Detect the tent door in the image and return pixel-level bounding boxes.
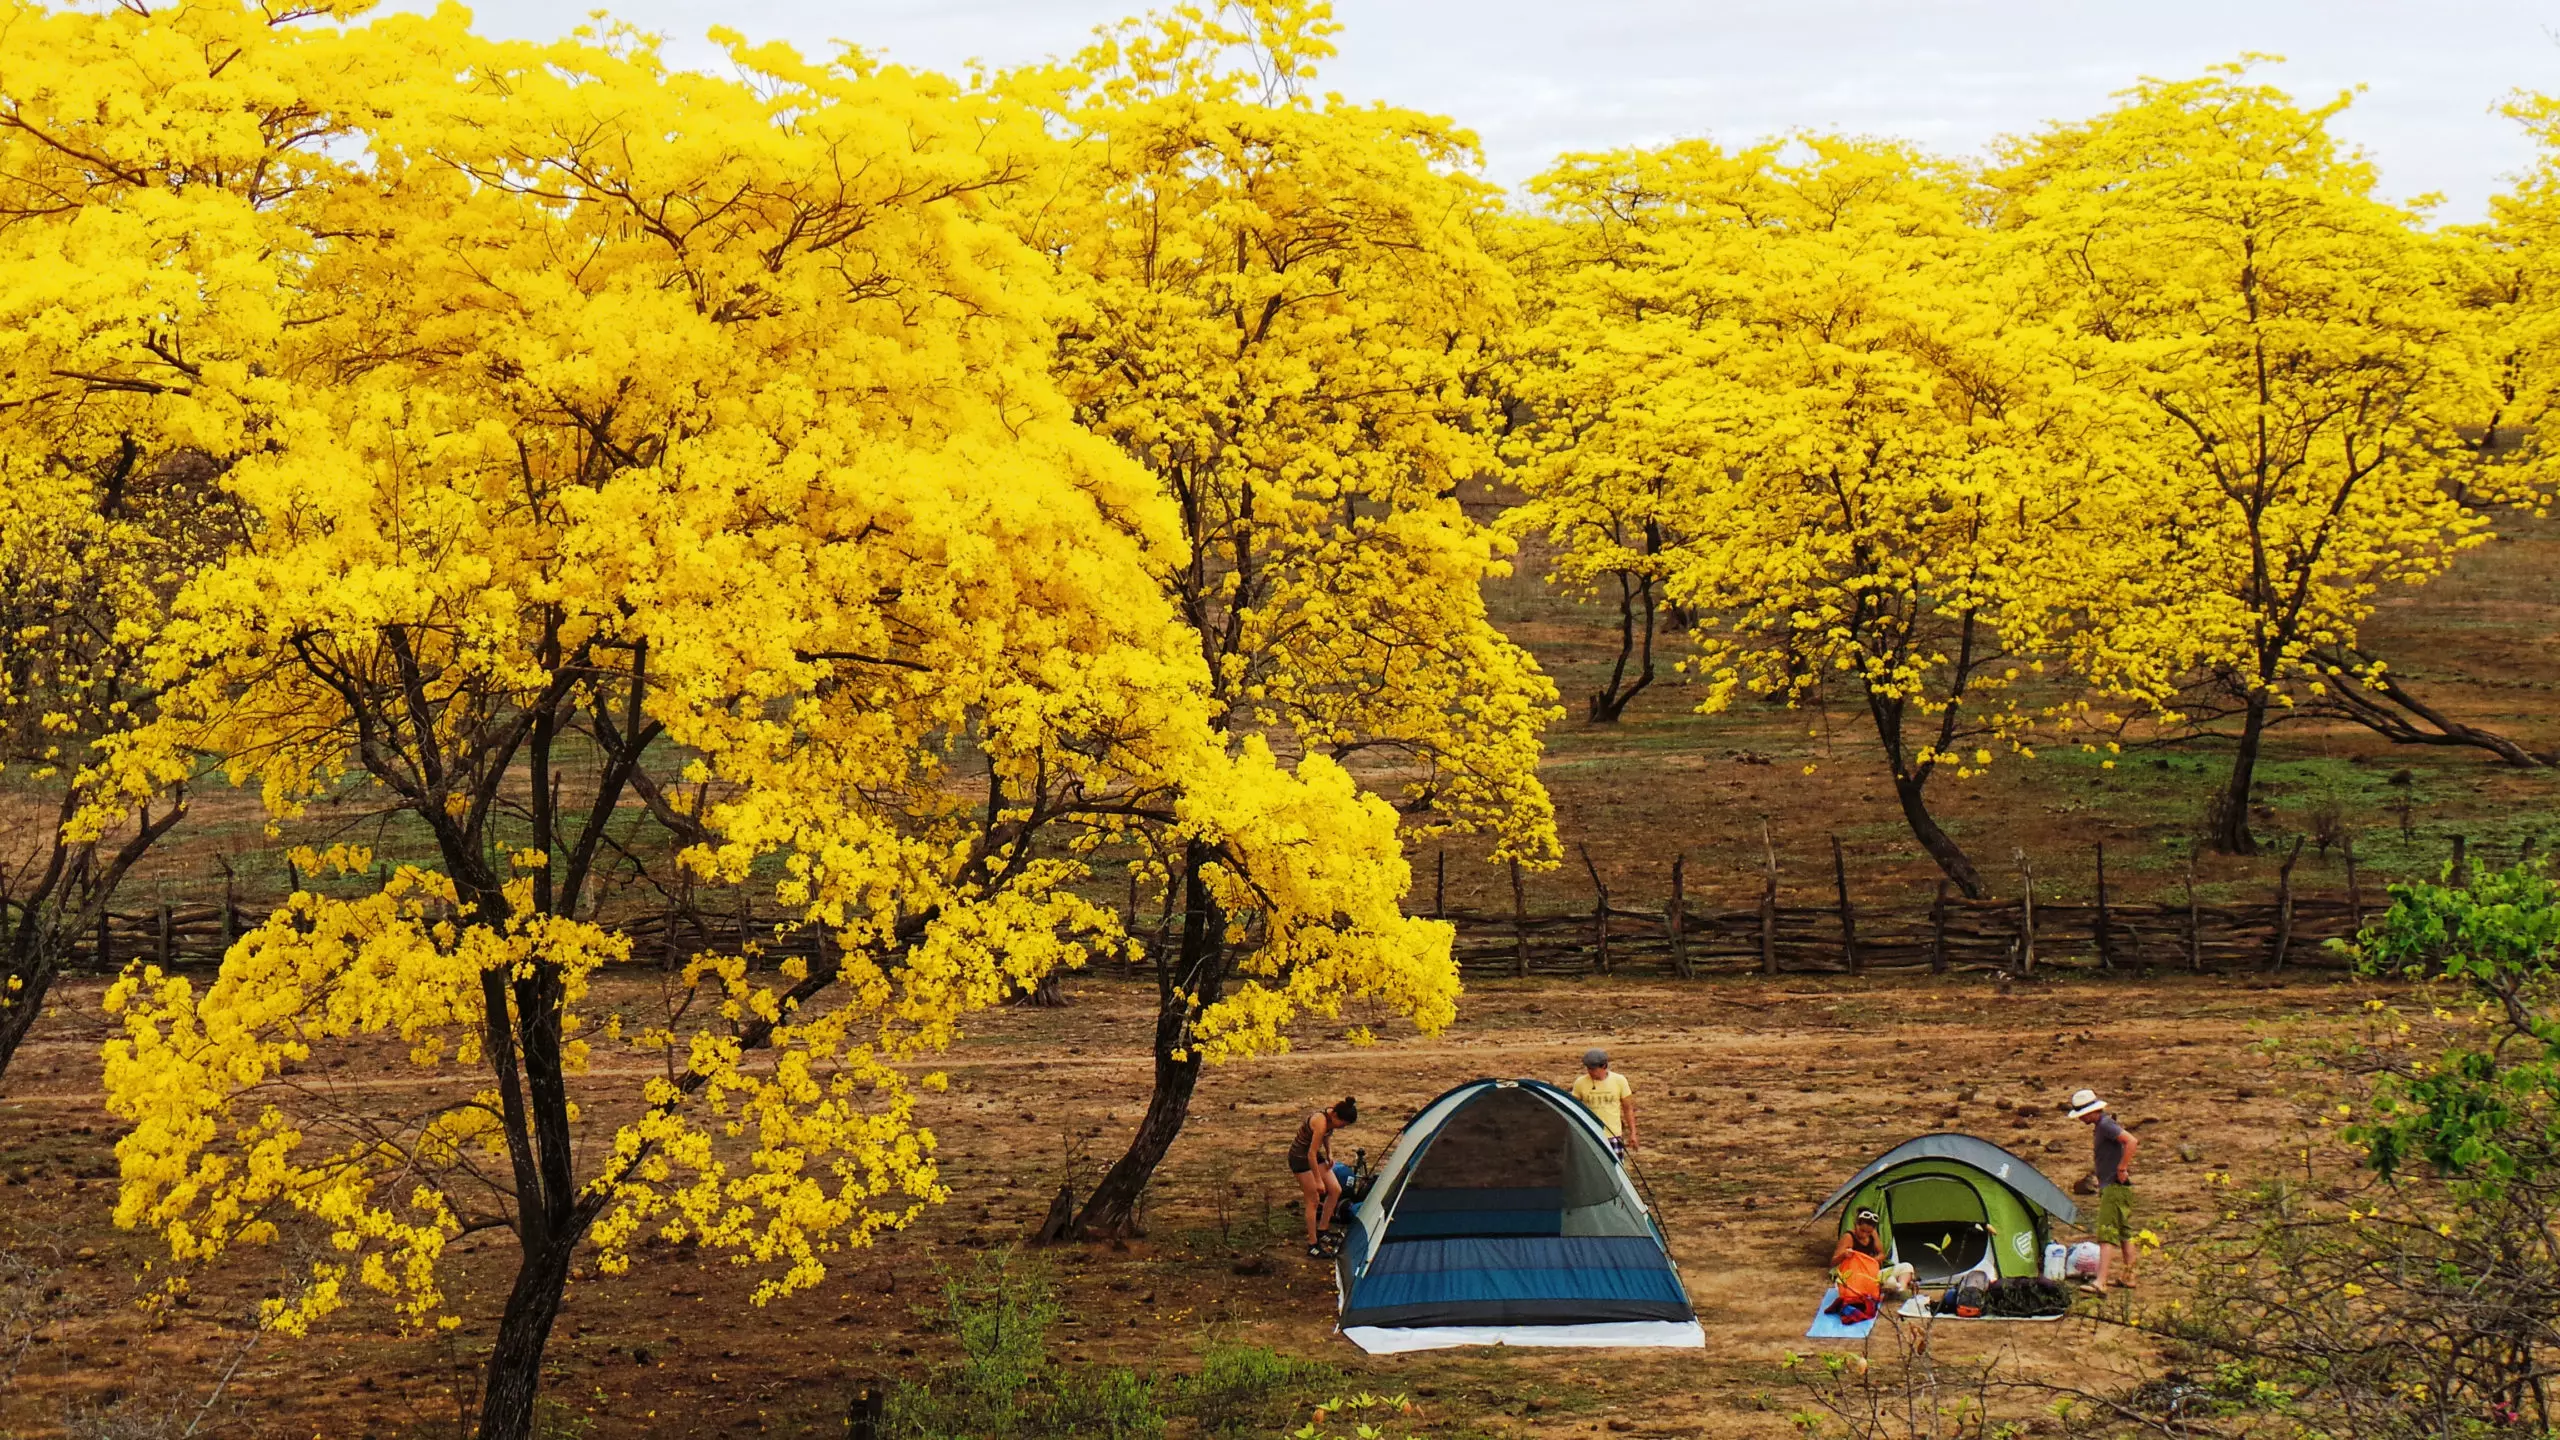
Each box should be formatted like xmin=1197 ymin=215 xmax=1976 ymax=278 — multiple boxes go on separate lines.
xmin=1882 ymin=1176 xmax=1990 ymax=1284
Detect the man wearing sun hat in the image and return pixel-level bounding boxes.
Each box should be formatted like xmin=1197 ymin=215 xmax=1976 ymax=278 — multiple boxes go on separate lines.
xmin=2069 ymin=1088 xmax=2139 ymax=1292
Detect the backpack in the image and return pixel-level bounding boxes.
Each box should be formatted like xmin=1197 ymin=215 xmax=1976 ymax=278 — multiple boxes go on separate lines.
xmin=1946 ymin=1281 xmax=1988 ymax=1318
xmin=1985 ymin=1276 xmax=2071 ymax=1319
xmin=1835 ymin=1249 xmax=1882 ymax=1306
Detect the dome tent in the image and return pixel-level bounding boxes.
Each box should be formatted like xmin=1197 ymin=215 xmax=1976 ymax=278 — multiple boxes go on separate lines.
xmin=1813 ymin=1134 xmax=2079 ymax=1285
xmin=1334 ymin=1079 xmax=1703 ymax=1355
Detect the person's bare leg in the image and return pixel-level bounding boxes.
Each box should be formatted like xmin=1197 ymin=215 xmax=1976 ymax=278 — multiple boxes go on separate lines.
xmin=1300 ymin=1171 xmax=1325 ymax=1248
xmin=2118 ymin=1239 xmax=2139 ymax=1288
xmin=1316 ymin=1168 xmax=1344 ymax=1232
xmin=2091 ymin=1241 xmax=2111 ymax=1294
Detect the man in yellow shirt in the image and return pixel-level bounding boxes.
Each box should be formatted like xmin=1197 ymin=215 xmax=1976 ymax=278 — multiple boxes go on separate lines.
xmin=1570 ymin=1047 xmax=1637 ymax=1156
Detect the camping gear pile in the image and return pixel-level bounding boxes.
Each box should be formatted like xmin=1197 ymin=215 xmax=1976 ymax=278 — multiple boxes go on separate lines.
xmin=1811 ymin=1134 xmax=2080 ymax=1328
xmin=1310 ymin=1150 xmax=1376 ymax=1258
xmin=1332 ymin=1079 xmax=1703 ymax=1354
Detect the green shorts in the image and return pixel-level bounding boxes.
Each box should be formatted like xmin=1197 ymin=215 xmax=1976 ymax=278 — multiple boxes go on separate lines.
xmin=2095 ymin=1183 xmax=2135 ymax=1244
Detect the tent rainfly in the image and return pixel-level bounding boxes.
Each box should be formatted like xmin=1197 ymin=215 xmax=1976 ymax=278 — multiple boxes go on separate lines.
xmin=1333 ymin=1079 xmax=1703 ymax=1355
xmin=1812 ymin=1134 xmax=2080 ymax=1284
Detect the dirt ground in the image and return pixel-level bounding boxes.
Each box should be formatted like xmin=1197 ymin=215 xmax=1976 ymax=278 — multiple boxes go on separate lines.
xmin=0 ymin=969 xmax=2349 ymax=1439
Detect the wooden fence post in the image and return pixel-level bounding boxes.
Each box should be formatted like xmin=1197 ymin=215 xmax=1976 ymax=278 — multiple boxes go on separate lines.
xmin=1434 ymin=848 xmax=1446 ymax=921
xmin=1929 ymin=881 xmax=1949 ymax=975
xmin=2344 ymin=833 xmax=2364 ymax=934
xmin=156 ymin=903 xmax=173 ymax=967
xmin=2014 ymin=852 xmax=2036 ymax=978
xmin=2452 ymin=833 xmax=2471 ymax=890
xmin=1509 ymin=859 xmax=1529 ymax=980
xmin=1759 ymin=820 xmax=1780 ymax=977
xmin=1579 ymin=845 xmax=1612 ymax=976
xmin=219 ymin=857 xmax=238 ymax=952
xmin=1830 ymin=835 xmax=1859 ymax=976
xmin=2268 ymin=836 xmax=2306 ymax=972
xmin=2185 ymin=850 xmax=2204 ymax=974
xmin=1666 ymin=855 xmax=1691 ymax=981
xmin=2093 ymin=843 xmax=2113 ymax=973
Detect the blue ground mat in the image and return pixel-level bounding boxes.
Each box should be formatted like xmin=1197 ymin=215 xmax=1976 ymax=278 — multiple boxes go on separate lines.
xmin=1804 ymin=1287 xmax=1875 ymax=1340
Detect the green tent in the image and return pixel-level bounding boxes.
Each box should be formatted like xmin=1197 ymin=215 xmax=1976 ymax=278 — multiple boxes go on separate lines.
xmin=1812 ymin=1134 xmax=2078 ymax=1284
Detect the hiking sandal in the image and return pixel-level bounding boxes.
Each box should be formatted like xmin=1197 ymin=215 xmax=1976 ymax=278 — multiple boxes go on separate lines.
xmin=1306 ymin=1243 xmax=1327 ymax=1259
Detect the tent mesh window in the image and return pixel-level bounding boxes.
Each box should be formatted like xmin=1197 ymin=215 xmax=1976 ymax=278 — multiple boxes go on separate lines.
xmin=1378 ymin=1088 xmax=1648 ymax=1240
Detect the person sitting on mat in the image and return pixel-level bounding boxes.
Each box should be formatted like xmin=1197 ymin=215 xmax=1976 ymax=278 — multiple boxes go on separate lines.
xmin=1289 ymin=1096 xmax=1358 ymax=1258
xmin=1833 ymin=1207 xmax=1885 ymax=1272
xmin=1828 ymin=1209 xmax=1886 ymax=1323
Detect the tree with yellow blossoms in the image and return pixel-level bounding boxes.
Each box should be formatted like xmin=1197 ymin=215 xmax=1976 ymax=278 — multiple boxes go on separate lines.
xmin=1003 ymin=0 xmax=1556 ymax=1233
xmin=1493 ymin=203 xmax=1693 ymax=725
xmin=1998 ymin=66 xmax=2531 ymax=852
xmin=82 ymin=8 xmax=1452 ymax=1438
xmin=0 ymin=0 xmax=370 ymax=1079
xmin=1514 ymin=137 xmax=2123 ymax=895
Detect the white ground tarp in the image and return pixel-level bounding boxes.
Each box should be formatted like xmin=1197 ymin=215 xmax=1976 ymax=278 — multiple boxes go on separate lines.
xmin=1341 ymin=1320 xmax=1707 ymax=1355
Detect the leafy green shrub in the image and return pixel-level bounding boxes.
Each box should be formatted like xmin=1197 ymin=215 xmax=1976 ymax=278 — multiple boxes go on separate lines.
xmin=884 ymin=1252 xmax=1166 ymax=1440
xmin=1181 ymin=1342 xmax=1338 ymax=1433
xmin=1046 ymin=1365 xmax=1166 ymax=1440
xmin=2140 ymin=865 xmax=2560 ymax=1437
xmin=883 ymin=1257 xmax=1346 ymax=1440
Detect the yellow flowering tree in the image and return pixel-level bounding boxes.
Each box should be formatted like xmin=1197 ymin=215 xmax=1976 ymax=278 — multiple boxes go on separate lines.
xmin=89 ymin=11 xmax=1444 ymax=1439
xmin=0 ymin=0 xmax=374 ymax=1079
xmin=1998 ymin=67 xmax=2519 ymax=851
xmin=1514 ymin=138 xmax=2120 ymax=896
xmin=1494 ymin=199 xmax=1696 ymax=725
xmin=1005 ymin=0 xmax=1553 ymax=1233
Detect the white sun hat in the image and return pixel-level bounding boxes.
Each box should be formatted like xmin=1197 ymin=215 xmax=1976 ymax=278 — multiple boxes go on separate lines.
xmin=2067 ymin=1089 xmax=2107 ymax=1118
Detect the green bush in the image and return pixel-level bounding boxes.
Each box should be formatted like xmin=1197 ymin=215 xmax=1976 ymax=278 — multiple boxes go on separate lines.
xmin=1046 ymin=1365 xmax=1167 ymax=1440
xmin=884 ymin=1252 xmax=1168 ymax=1440
xmin=2138 ymin=864 xmax=2560 ymax=1438
xmin=882 ymin=1256 xmax=1349 ymax=1440
xmin=1181 ymin=1342 xmax=1338 ymax=1434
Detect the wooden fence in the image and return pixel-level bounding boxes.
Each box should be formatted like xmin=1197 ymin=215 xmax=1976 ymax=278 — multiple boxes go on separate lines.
xmin=1436 ymin=894 xmax=2365 ymax=977
xmin=20 ymin=898 xmax=856 ymax=974
xmin=22 ymin=833 xmax=2389 ymax=981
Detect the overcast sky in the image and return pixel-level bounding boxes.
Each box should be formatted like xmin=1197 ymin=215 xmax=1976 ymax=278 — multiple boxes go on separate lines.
xmin=405 ymin=0 xmax=2560 ymax=221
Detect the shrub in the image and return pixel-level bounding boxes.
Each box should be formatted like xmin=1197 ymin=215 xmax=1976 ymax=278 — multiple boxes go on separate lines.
xmin=2135 ymin=865 xmax=2560 ymax=1437
xmin=1182 ymin=1342 xmax=1339 ymax=1433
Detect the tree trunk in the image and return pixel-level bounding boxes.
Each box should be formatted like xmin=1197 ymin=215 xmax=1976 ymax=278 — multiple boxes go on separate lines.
xmin=1865 ymin=688 xmax=1983 ymax=899
xmin=1586 ymin=569 xmax=1656 ymax=724
xmin=2213 ymin=692 xmax=2270 ymax=855
xmin=1075 ymin=846 xmax=1225 ymax=1238
xmin=1887 ymin=769 xmax=1983 ymax=899
xmin=476 ymin=1229 xmax=580 ymax=1440
xmin=0 ymin=949 xmax=55 ymax=1084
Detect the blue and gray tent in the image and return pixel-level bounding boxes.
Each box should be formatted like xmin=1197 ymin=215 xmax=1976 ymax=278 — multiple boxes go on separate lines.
xmin=1333 ymin=1078 xmax=1703 ymax=1354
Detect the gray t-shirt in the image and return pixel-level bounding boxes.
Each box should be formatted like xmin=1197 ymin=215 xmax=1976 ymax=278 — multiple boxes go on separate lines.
xmin=2093 ymin=1114 xmax=2129 ymax=1185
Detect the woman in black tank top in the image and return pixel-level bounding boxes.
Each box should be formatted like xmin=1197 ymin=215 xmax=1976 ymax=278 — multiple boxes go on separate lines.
xmin=1291 ymin=1097 xmax=1358 ymax=1257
